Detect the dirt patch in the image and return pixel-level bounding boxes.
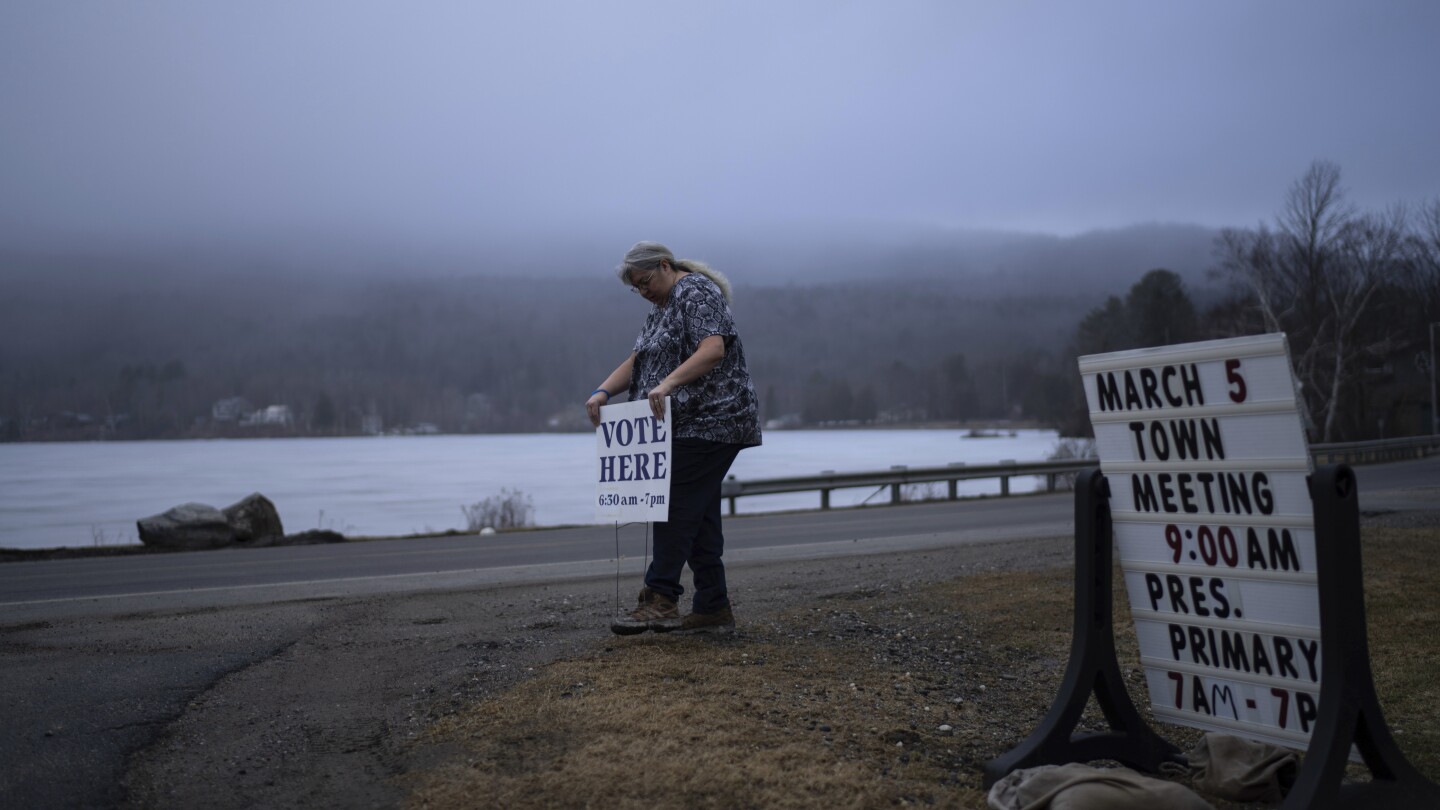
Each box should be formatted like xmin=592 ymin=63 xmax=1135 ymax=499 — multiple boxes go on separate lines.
xmin=407 ymin=525 xmax=1440 ymax=809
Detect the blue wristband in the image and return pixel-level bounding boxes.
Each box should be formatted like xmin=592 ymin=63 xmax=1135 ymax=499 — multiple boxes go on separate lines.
xmin=591 ymin=388 xmax=611 ymax=399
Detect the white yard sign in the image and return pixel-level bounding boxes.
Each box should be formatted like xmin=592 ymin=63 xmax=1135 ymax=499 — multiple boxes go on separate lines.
xmin=1079 ymin=333 xmax=1319 ymax=750
xmin=595 ymin=398 xmax=672 ymax=523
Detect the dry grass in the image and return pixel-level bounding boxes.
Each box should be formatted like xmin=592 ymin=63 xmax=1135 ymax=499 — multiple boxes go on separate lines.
xmin=406 ymin=526 xmax=1439 ymax=809
xmin=412 ymin=641 xmax=960 ymax=809
xmin=1362 ymin=528 xmax=1440 ymax=769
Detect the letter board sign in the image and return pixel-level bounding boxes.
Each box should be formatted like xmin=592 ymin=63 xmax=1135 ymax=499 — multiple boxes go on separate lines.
xmin=1079 ymin=333 xmax=1319 ymax=749
xmin=595 ymin=398 xmax=672 ymax=523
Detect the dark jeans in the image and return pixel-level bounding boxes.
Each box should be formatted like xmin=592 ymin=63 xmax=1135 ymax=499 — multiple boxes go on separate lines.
xmin=645 ymin=438 xmax=744 ymax=615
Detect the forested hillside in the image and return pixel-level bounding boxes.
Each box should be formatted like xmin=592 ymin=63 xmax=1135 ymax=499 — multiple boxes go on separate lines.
xmin=0 ymin=265 xmax=1106 ymax=439
xmin=5 ymin=192 xmax=1432 ymax=445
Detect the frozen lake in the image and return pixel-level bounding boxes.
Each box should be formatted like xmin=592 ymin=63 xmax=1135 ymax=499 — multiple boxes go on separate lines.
xmin=0 ymin=428 xmax=1063 ymax=549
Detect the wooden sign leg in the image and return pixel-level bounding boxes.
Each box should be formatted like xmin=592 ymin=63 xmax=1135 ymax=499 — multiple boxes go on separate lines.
xmin=983 ymin=468 xmax=1182 ymax=788
xmin=1280 ymin=465 xmax=1440 ymax=809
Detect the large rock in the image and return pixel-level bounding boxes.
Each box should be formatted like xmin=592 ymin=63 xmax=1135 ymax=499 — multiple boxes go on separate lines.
xmin=137 ymin=503 xmax=238 ymax=550
xmin=223 ymin=493 xmax=284 ymax=545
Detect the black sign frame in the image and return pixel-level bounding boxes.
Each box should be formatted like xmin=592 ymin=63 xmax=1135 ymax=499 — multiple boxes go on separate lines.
xmin=983 ymin=465 xmax=1440 ymax=808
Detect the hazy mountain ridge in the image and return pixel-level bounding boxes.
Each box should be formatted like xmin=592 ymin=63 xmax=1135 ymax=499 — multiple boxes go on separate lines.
xmin=0 ymin=223 xmax=1225 ymax=439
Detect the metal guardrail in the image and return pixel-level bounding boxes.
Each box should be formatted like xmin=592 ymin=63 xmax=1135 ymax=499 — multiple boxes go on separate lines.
xmin=1309 ymin=434 xmax=1440 ymax=465
xmin=720 ymin=458 xmax=1093 ymax=515
xmin=720 ymin=434 xmax=1440 ymax=515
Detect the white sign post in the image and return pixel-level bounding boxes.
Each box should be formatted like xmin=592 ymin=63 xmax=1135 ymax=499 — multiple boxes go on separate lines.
xmin=595 ymin=398 xmax=672 ymax=523
xmin=1079 ymin=333 xmax=1320 ymax=749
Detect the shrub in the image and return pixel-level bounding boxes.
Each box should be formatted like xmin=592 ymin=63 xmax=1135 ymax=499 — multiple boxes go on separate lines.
xmin=901 ymin=482 xmax=944 ymax=502
xmin=461 ymin=488 xmax=535 ymax=532
xmin=1047 ymin=438 xmax=1098 ymax=490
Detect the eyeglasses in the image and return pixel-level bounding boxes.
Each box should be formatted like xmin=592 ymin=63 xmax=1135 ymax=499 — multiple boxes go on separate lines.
xmin=628 ymin=270 xmax=658 ymax=293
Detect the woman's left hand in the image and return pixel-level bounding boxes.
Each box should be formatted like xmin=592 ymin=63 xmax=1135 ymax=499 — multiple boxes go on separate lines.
xmin=586 ymin=392 xmax=609 ymax=427
xmin=647 ymin=380 xmax=674 ymax=420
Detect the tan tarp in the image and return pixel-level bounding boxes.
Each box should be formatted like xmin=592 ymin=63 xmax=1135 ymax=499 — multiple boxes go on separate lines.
xmin=1187 ymin=732 xmax=1299 ymax=803
xmin=987 ymin=763 xmax=1213 ymax=810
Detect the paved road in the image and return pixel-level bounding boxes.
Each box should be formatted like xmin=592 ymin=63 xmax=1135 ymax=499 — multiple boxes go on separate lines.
xmin=1343 ymin=454 xmax=1440 ymax=510
xmin=0 ymin=491 xmax=1076 ymax=621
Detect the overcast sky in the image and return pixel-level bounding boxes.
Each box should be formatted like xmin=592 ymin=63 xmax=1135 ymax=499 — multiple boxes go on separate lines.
xmin=2 ymin=1 xmax=1438 ymax=257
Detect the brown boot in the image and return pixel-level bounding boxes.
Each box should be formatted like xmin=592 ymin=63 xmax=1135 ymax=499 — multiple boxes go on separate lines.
xmin=673 ymin=606 xmax=735 ymax=635
xmin=610 ymin=587 xmax=681 ymax=635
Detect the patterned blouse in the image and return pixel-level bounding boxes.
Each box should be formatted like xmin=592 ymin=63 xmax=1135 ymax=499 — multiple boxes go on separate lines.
xmin=629 ymin=273 xmax=762 ymax=446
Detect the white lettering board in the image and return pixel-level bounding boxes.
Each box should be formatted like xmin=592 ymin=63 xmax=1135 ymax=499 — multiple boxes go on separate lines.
xmin=595 ymin=398 xmax=672 ymax=523
xmin=1079 ymin=333 xmax=1319 ymax=750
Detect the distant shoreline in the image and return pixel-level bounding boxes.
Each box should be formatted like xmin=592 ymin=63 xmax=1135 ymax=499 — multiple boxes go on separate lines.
xmin=0 ymin=419 xmax=1055 ymax=445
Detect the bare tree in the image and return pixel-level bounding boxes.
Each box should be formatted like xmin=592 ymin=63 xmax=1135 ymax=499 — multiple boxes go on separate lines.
xmin=1215 ymin=161 xmax=1406 ymax=441
xmin=1271 ymin=162 xmax=1352 ymax=434
xmin=1409 ymin=199 xmax=1440 ymax=312
xmin=1313 ymin=207 xmax=1408 ymax=440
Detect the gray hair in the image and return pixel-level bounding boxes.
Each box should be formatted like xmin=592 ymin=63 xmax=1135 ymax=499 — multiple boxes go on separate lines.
xmin=616 ymin=241 xmax=732 ymax=302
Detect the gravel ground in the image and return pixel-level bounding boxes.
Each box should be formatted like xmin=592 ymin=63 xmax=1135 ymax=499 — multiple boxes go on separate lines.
xmin=114 ymin=534 xmax=1075 ymax=808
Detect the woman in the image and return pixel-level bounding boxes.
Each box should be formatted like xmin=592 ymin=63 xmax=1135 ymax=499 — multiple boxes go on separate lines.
xmin=587 ymin=241 xmax=761 ymax=635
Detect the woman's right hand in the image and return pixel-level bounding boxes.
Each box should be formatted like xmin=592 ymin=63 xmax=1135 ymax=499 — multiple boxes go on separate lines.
xmin=586 ymin=392 xmax=609 ymax=426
